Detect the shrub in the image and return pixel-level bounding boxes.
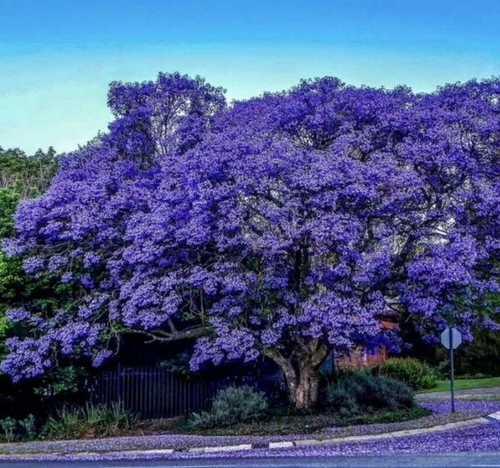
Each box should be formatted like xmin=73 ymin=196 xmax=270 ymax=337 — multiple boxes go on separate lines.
xmin=379 ymin=358 xmax=437 ymax=390
xmin=41 ymin=403 xmax=135 ymax=440
xmin=327 ymin=372 xmax=414 ymax=418
xmin=0 ymin=415 xmax=37 ymax=442
xmin=18 ymin=414 xmax=37 ymax=440
xmin=326 ymin=386 xmax=360 ymax=418
xmin=188 ymin=385 xmax=268 ymax=429
xmin=0 ymin=417 xmax=17 ymax=442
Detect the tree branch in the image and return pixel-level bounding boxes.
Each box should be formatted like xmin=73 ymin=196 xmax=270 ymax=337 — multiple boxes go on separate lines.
xmin=127 ymin=326 xmax=211 ymax=343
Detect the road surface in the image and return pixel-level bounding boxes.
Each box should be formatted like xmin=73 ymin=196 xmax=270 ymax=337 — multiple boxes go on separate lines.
xmin=2 ymin=453 xmax=500 ymax=468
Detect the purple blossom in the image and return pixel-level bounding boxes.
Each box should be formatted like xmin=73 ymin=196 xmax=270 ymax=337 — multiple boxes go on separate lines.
xmin=6 ymin=308 xmax=31 ymax=323
xmin=22 ymin=256 xmax=45 ymax=276
xmin=1 ymin=73 xmax=497 ymax=409
xmin=60 ymin=271 xmax=74 ymax=284
xmin=92 ymin=350 xmax=113 ymax=368
xmin=83 ymin=252 xmax=102 ymax=269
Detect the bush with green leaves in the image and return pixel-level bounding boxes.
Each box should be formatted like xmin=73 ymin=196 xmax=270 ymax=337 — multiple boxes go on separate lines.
xmin=379 ymin=358 xmax=438 ymax=390
xmin=327 ymin=372 xmax=415 ymax=418
xmin=188 ymin=385 xmax=269 ymax=429
xmin=0 ymin=414 xmax=36 ymax=442
xmin=41 ymin=403 xmax=135 ymax=440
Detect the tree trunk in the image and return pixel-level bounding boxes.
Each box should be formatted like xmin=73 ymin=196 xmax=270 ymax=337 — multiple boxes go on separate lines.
xmin=265 ymin=345 xmax=328 ymax=411
xmin=293 ymin=366 xmax=321 ymax=410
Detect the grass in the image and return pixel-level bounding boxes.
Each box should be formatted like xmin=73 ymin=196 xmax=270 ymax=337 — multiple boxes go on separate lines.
xmin=425 ymin=377 xmax=500 ymax=393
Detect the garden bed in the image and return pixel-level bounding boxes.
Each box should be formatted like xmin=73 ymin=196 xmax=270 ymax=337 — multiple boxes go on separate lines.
xmin=171 ymin=406 xmax=431 ymax=436
xmin=1 ymin=400 xmax=498 ymax=456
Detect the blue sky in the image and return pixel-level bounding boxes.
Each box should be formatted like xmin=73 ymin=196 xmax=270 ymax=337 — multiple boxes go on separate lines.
xmin=1 ymin=0 xmax=499 ymax=154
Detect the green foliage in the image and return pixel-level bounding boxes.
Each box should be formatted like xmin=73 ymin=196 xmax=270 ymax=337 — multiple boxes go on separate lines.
xmin=159 ymin=352 xmax=193 ymax=379
xmin=327 ymin=385 xmax=360 ymax=418
xmin=18 ymin=414 xmax=37 ymax=440
xmin=0 ymin=148 xmax=87 ymax=420
xmin=0 ymin=250 xmax=78 ymax=362
xmin=0 ymin=147 xmax=59 ymax=361
xmin=41 ymin=403 xmax=136 ymax=440
xmin=0 ymin=414 xmax=36 ymax=442
xmin=379 ymin=358 xmax=438 ymax=390
xmin=454 ymin=295 xmax=500 ymax=377
xmin=188 ymin=385 xmax=269 ymax=429
xmin=457 ymin=329 xmax=500 ymax=377
xmin=0 ymin=417 xmax=17 ymax=442
xmin=33 ymin=366 xmax=89 ymax=400
xmin=0 ymin=146 xmax=58 ymax=198
xmin=0 ymin=189 xmax=19 ymax=239
xmin=181 ymin=406 xmax=430 ymax=436
xmin=327 ymin=372 xmax=415 ymax=418
xmin=0 ymin=187 xmax=23 ymax=358
xmin=0 ymin=309 xmax=9 ymax=359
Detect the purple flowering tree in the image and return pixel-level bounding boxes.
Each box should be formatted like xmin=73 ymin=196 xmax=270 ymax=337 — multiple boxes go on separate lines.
xmin=2 ymin=74 xmax=498 ymax=409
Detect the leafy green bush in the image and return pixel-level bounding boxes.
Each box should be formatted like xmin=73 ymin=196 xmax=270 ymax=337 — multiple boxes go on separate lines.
xmin=379 ymin=358 xmax=437 ymax=390
xmin=41 ymin=403 xmax=135 ymax=440
xmin=327 ymin=372 xmax=414 ymax=418
xmin=0 ymin=414 xmax=37 ymax=442
xmin=0 ymin=417 xmax=17 ymax=442
xmin=188 ymin=385 xmax=269 ymax=429
xmin=17 ymin=414 xmax=37 ymax=440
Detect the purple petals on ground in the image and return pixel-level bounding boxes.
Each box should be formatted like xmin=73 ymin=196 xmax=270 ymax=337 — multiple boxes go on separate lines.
xmin=2 ymin=400 xmax=500 ymax=461
xmin=421 ymin=399 xmax=500 ymax=416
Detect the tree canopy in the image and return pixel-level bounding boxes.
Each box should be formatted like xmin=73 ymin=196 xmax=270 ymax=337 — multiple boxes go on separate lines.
xmin=0 ymin=146 xmax=60 ymax=360
xmin=2 ymin=73 xmax=498 ymax=409
xmin=0 ymin=146 xmax=58 ymax=199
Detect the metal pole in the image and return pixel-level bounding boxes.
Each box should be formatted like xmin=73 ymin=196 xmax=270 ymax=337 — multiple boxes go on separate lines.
xmin=449 ymin=329 xmax=455 ymax=413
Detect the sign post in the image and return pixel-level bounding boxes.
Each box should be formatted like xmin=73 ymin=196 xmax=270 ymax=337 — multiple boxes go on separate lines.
xmin=440 ymin=327 xmax=462 ymax=413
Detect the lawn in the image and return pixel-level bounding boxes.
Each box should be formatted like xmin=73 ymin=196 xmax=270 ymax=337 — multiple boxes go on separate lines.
xmin=428 ymin=377 xmax=500 ymax=393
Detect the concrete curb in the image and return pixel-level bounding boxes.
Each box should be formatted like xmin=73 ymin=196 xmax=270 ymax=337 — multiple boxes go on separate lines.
xmin=273 ymin=417 xmax=489 ymax=448
xmin=485 ymin=411 xmax=500 ymax=422
xmin=0 ymin=414 xmax=496 ymax=462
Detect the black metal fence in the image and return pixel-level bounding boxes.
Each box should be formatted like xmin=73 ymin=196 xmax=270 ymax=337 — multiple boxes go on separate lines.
xmin=92 ymin=367 xmax=222 ymax=418
xmin=92 ymin=366 xmax=285 ymax=419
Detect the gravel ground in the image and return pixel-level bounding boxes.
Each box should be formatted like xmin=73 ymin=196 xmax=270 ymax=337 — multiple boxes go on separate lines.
xmin=1 ymin=400 xmax=499 ymax=456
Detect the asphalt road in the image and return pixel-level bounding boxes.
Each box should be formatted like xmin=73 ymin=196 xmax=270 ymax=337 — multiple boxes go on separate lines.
xmin=2 ymin=453 xmax=500 ymax=468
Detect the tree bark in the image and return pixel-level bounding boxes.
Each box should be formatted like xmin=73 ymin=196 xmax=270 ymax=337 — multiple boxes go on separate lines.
xmin=293 ymin=365 xmax=321 ymax=410
xmin=265 ymin=344 xmax=328 ymax=410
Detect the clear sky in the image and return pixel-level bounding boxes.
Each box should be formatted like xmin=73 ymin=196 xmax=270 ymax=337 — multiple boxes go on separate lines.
xmin=1 ymin=0 xmax=499 ymax=154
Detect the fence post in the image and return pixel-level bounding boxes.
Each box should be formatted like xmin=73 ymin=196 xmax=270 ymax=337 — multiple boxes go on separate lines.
xmin=117 ymin=363 xmax=123 ymax=406
xmin=93 ymin=366 xmax=230 ymax=419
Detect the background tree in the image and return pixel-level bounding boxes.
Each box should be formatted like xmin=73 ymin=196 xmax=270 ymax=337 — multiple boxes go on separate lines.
xmin=1 ymin=73 xmax=226 ymax=381
xmin=0 ymin=147 xmax=59 ymax=357
xmin=2 ymin=74 xmax=498 ymax=410
xmin=0 ymin=146 xmax=58 ymax=198
xmin=0 ymin=146 xmax=88 ymax=418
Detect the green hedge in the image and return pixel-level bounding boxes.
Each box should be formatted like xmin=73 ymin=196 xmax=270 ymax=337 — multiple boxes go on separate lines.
xmin=379 ymin=358 xmax=437 ymax=390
